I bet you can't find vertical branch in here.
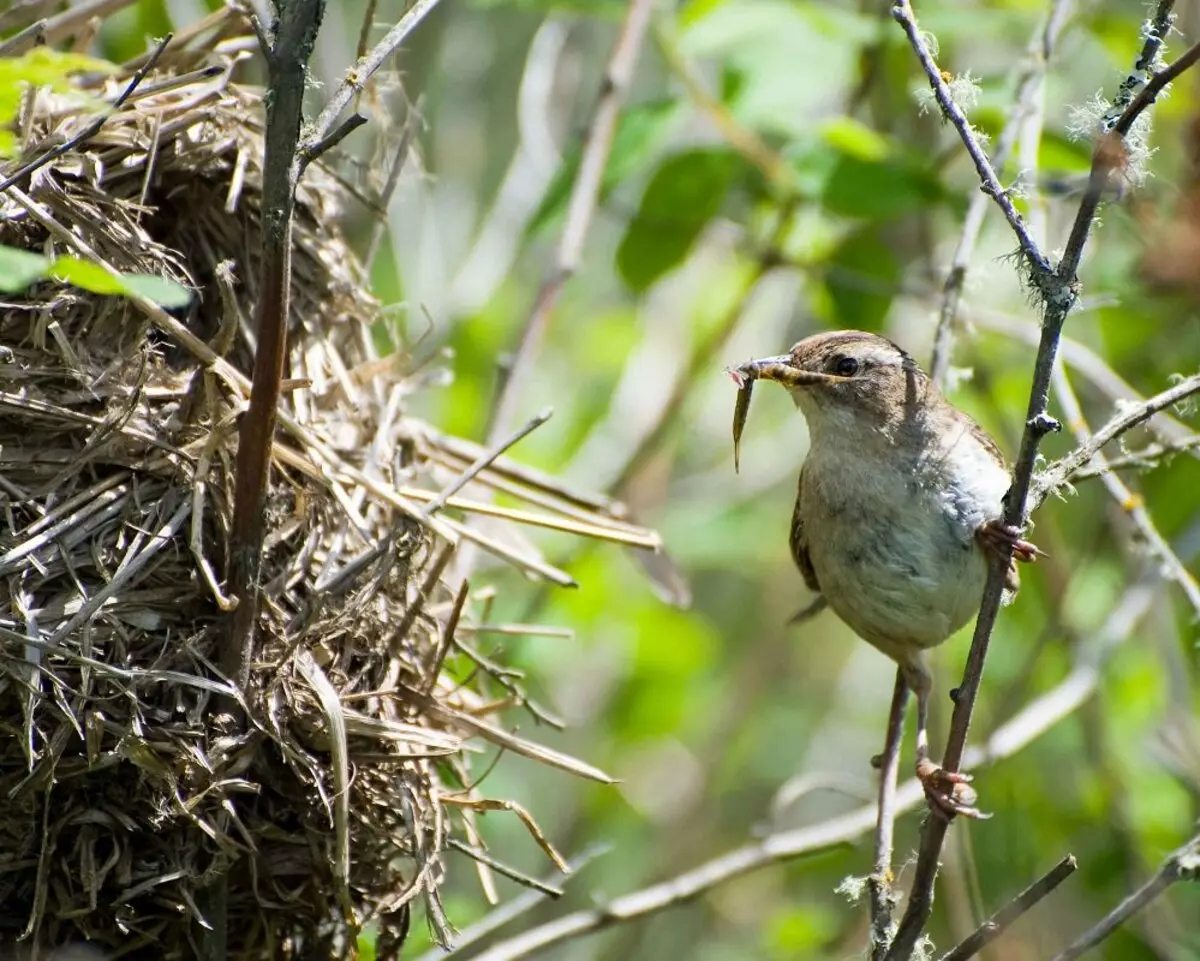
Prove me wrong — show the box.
[226,0,326,686]
[484,0,656,447]
[869,671,910,959]
[928,0,1073,386]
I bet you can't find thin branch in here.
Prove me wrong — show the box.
[966,306,1199,454]
[1111,38,1200,138]
[884,4,1199,959]
[299,112,368,169]
[1033,372,1200,505]
[483,0,655,448]
[1047,834,1200,961]
[890,0,1051,280]
[446,838,565,899]
[300,0,444,164]
[0,33,172,195]
[1050,366,1200,619]
[869,671,909,960]
[1071,436,1200,478]
[226,0,325,685]
[0,18,46,57]
[937,854,1077,961]
[425,409,553,517]
[415,846,610,961]
[929,0,1074,386]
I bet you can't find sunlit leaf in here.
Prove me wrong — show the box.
[822,227,899,330]
[119,273,193,309]
[49,257,192,307]
[615,147,742,292]
[527,98,681,237]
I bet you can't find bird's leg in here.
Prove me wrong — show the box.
[903,659,989,820]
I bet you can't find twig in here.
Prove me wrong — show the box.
[483,0,655,448]
[416,846,610,961]
[0,33,173,195]
[425,409,553,517]
[300,0,444,167]
[1033,372,1200,504]
[0,18,46,57]
[966,306,1199,454]
[1050,366,1200,619]
[869,671,909,960]
[1111,39,1200,139]
[937,854,1077,961]
[884,5,1198,959]
[1071,436,1200,478]
[226,0,324,684]
[446,838,565,899]
[1047,834,1200,961]
[890,1,1051,280]
[929,0,1074,386]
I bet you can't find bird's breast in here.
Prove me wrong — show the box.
[799,433,1008,650]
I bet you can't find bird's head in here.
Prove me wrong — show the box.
[735,330,929,426]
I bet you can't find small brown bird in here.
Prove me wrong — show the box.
[730,330,1040,817]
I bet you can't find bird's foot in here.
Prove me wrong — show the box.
[976,521,1045,565]
[916,757,991,820]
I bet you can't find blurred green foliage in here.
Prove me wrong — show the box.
[63,0,1200,956]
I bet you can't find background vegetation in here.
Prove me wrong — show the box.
[84,0,1200,957]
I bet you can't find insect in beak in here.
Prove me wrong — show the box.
[726,357,850,473]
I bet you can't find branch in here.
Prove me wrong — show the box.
[0,17,46,57]
[929,0,1073,386]
[1033,372,1200,506]
[937,855,1077,961]
[300,0,444,165]
[450,555,1174,961]
[1049,366,1200,619]
[1071,435,1200,478]
[869,671,909,960]
[0,33,173,195]
[1047,834,1200,961]
[482,0,655,447]
[226,0,325,684]
[890,1,1051,281]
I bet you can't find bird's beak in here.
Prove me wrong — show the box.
[732,355,848,388]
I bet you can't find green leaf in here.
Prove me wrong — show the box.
[527,98,681,237]
[49,256,126,295]
[49,257,192,308]
[818,117,891,162]
[615,148,741,293]
[120,273,193,309]
[822,227,899,330]
[821,153,945,220]
[0,246,51,292]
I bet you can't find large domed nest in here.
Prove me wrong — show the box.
[0,11,657,959]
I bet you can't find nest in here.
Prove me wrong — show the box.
[0,15,657,959]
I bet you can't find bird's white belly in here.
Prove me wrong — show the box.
[801,440,1005,652]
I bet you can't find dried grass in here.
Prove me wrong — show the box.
[0,13,656,958]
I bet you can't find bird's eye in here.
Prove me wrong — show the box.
[834,356,860,377]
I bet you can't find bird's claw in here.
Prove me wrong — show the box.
[916,757,992,820]
[977,521,1045,565]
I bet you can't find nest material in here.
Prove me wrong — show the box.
[0,17,657,959]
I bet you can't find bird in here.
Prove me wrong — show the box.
[728,329,1041,818]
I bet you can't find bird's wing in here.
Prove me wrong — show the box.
[789,471,821,595]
